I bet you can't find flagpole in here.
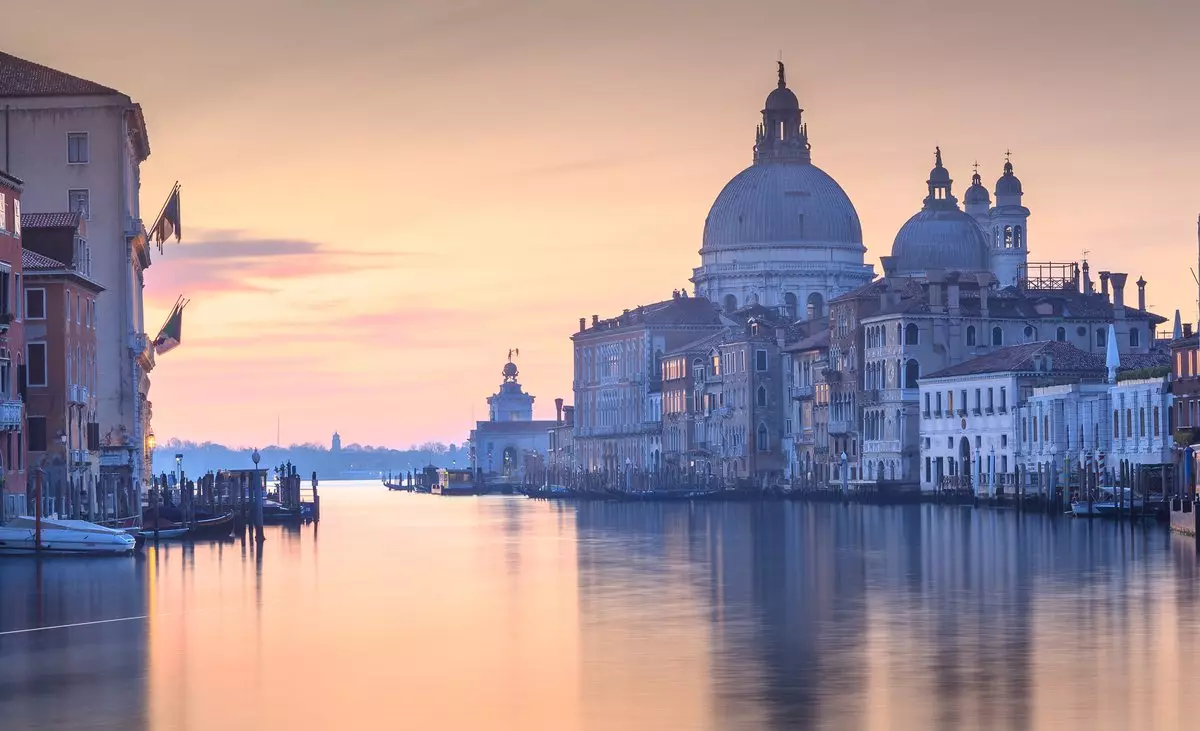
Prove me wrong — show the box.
[154,295,184,344]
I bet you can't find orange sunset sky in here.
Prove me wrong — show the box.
[6,0,1200,448]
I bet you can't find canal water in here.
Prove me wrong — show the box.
[2,482,1199,730]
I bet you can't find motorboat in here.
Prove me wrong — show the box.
[1071,487,1155,518]
[0,516,137,555]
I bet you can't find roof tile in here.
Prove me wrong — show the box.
[0,52,117,97]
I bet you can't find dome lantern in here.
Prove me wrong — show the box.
[754,61,809,164]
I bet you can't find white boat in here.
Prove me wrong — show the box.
[0,516,137,555]
[1071,487,1148,518]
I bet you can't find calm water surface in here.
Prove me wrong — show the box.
[2,482,1199,730]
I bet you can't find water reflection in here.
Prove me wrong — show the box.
[1,487,1199,730]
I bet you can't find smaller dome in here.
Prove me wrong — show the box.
[995,160,1023,197]
[765,86,799,111]
[964,172,990,205]
[502,361,518,379]
[890,209,989,275]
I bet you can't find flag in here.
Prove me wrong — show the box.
[154,300,185,355]
[150,184,182,254]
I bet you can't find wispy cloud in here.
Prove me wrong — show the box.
[148,229,426,301]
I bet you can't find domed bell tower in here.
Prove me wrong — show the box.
[754,62,810,164]
[989,152,1030,287]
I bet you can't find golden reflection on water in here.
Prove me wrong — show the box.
[3,484,1200,730]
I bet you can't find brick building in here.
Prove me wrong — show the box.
[0,171,25,521]
[21,211,101,519]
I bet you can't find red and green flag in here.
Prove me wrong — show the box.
[154,297,188,355]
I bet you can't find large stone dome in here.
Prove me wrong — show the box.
[702,162,864,251]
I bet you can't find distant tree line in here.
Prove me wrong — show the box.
[151,439,466,479]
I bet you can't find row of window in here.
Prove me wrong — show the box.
[923,386,1009,417]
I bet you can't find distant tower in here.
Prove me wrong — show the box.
[488,350,534,421]
[988,152,1030,287]
[332,432,342,453]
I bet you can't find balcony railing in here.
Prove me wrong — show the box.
[71,449,89,465]
[0,399,21,429]
[790,384,814,400]
[828,420,852,435]
[69,384,89,405]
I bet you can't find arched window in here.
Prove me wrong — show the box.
[807,292,824,319]
[757,424,769,452]
[1004,225,1014,248]
[723,294,737,313]
[905,323,918,345]
[756,385,767,407]
[904,360,920,389]
[1023,325,1036,342]
[1056,327,1066,342]
[784,292,797,319]
[1014,226,1024,248]
[1096,328,1107,347]
[1130,328,1140,347]
[966,325,976,346]
[992,327,1003,346]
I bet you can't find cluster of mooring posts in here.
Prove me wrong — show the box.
[147,456,320,544]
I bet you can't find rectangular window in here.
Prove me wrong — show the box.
[0,194,5,232]
[27,416,47,453]
[1001,455,1008,473]
[960,390,967,413]
[67,132,89,164]
[68,189,90,220]
[924,392,931,415]
[755,349,768,372]
[26,343,47,387]
[25,289,45,320]
[925,457,931,483]
[1000,387,1007,411]
[65,289,71,324]
[987,388,994,410]
[947,391,954,413]
[1001,434,1008,447]
[974,388,981,411]
[13,199,18,237]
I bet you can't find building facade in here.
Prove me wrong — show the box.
[572,292,723,472]
[0,172,25,521]
[468,356,556,481]
[0,51,154,511]
[20,213,103,519]
[691,63,874,317]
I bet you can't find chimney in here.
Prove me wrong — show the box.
[1186,323,1194,338]
[946,271,961,316]
[592,314,599,326]
[880,255,897,278]
[975,273,991,317]
[1110,272,1128,313]
[554,398,564,424]
[775,326,787,347]
[672,289,680,300]
[579,317,586,333]
[1099,271,1111,300]
[1137,276,1147,311]
[927,269,946,313]
[1082,261,1093,294]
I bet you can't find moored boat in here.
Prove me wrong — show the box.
[0,516,137,555]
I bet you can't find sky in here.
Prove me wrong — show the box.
[5,0,1200,449]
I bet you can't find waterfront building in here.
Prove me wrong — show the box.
[547,399,574,485]
[20,212,102,519]
[919,341,1114,493]
[782,327,829,485]
[1169,326,1200,445]
[0,172,25,522]
[572,291,723,471]
[468,354,556,480]
[0,51,155,508]
[691,63,874,316]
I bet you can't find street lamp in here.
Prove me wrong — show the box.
[252,448,261,467]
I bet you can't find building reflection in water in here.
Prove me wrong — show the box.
[0,557,149,730]
[573,502,1200,730]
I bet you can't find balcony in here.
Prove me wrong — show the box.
[69,384,89,405]
[864,439,902,455]
[828,420,852,435]
[0,399,21,429]
[790,384,814,400]
[860,389,879,404]
[71,449,89,465]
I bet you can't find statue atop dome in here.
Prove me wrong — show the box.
[503,348,520,383]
